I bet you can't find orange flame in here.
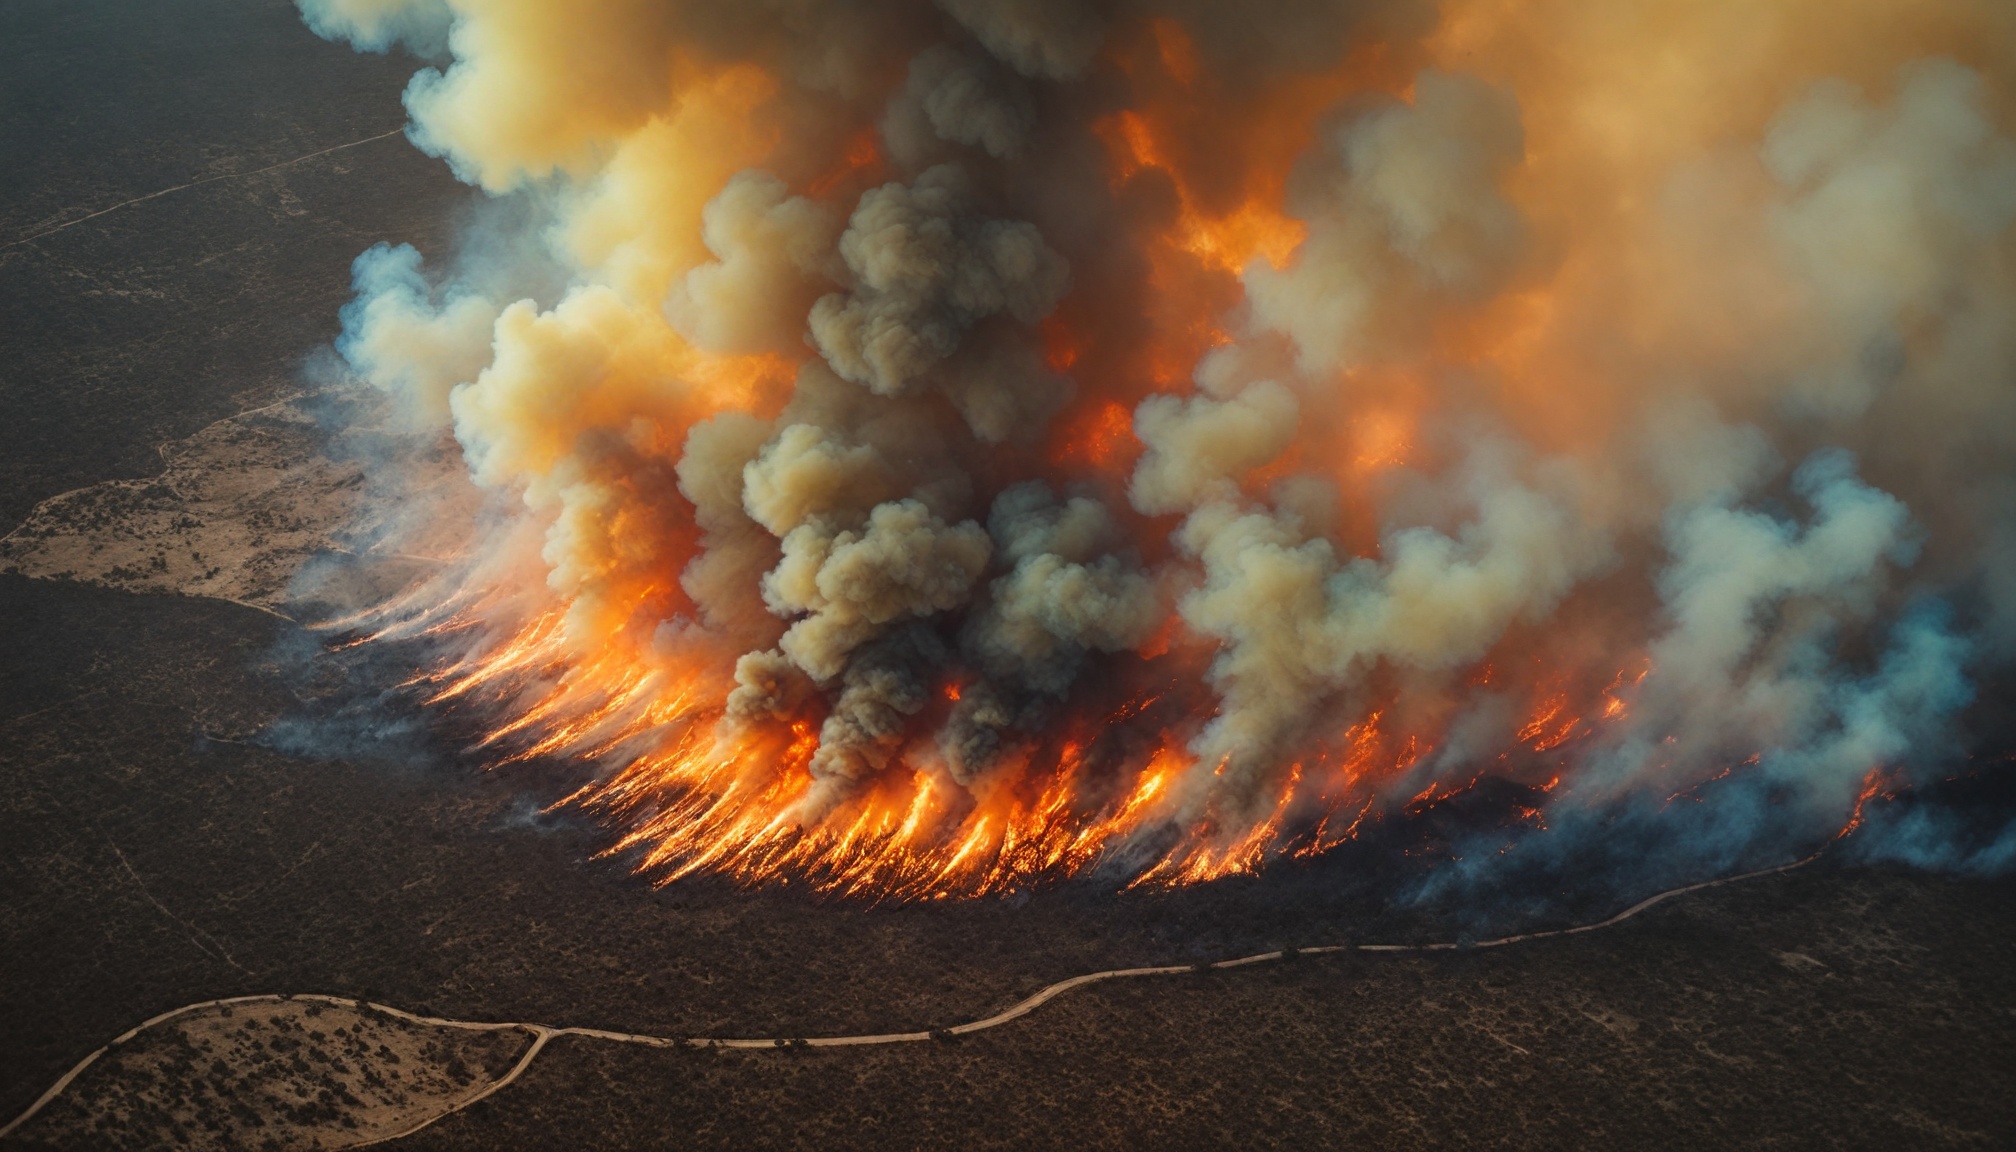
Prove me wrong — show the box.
[321,0,1961,901]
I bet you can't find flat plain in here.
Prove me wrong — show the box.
[2,3,2013,1148]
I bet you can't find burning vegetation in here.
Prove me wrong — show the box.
[302,0,2016,897]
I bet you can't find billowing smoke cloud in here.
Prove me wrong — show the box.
[1246,69,1527,374]
[297,0,2016,898]
[883,45,1038,166]
[298,0,452,56]
[1167,449,1610,816]
[667,171,840,357]
[808,164,1069,402]
[339,243,499,427]
[937,0,1108,81]
[1581,451,1958,805]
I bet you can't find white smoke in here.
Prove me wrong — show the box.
[297,0,452,56]
[1578,450,1935,807]
[338,243,499,429]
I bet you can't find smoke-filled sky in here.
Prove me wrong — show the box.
[299,0,2016,897]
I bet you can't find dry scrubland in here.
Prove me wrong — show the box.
[2,1,2014,1148]
[17,998,530,1150]
[4,548,2013,1149]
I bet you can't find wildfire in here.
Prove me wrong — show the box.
[305,0,2002,899]
[352,576,1660,896]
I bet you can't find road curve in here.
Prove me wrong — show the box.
[0,853,1817,1146]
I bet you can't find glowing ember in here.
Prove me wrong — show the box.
[306,0,2012,896]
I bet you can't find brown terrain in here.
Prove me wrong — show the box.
[2,2,2013,1149]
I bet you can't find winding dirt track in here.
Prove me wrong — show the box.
[0,853,1816,1146]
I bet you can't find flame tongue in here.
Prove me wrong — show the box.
[309,0,2012,895]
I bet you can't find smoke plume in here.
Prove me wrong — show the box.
[297,0,2016,897]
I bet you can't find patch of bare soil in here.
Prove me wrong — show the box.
[0,393,471,621]
[9,998,531,1151]
[0,397,356,611]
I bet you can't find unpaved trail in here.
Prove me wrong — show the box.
[4,129,407,250]
[0,854,1815,1148]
